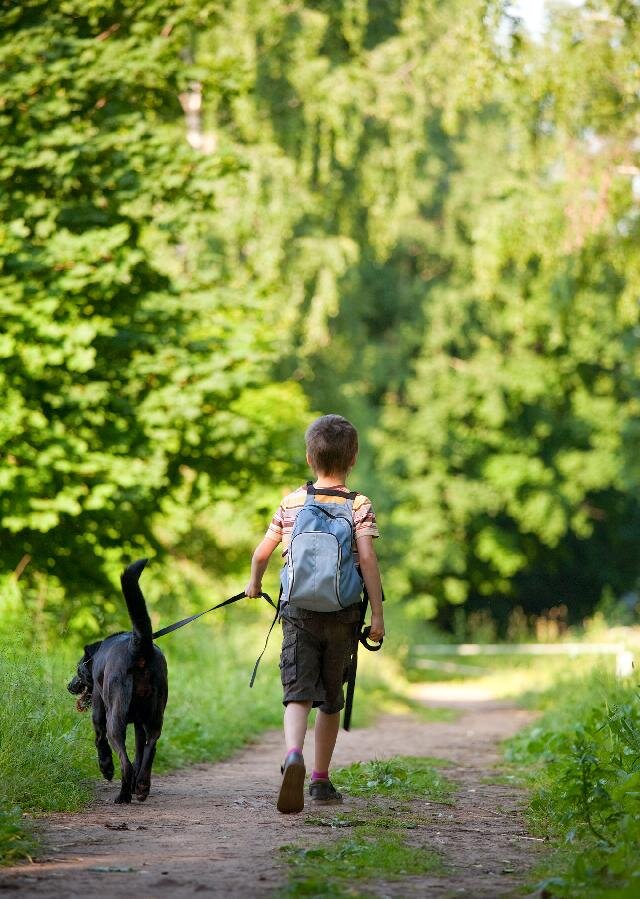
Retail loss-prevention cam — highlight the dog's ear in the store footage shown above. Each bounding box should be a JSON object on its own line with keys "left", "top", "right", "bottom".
{"left": 83, "top": 640, "right": 102, "bottom": 659}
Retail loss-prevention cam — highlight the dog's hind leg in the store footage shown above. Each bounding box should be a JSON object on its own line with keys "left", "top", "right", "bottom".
{"left": 132, "top": 722, "right": 146, "bottom": 790}
{"left": 92, "top": 693, "right": 114, "bottom": 781}
{"left": 107, "top": 712, "right": 134, "bottom": 804}
{"left": 134, "top": 729, "right": 160, "bottom": 802}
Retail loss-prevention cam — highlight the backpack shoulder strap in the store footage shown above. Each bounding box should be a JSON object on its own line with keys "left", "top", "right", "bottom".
{"left": 305, "top": 481, "right": 358, "bottom": 501}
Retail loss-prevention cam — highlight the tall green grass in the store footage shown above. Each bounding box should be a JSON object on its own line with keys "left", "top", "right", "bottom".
{"left": 506, "top": 670, "right": 640, "bottom": 897}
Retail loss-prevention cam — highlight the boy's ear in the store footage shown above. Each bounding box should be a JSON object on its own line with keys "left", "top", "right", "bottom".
{"left": 306, "top": 451, "right": 313, "bottom": 469}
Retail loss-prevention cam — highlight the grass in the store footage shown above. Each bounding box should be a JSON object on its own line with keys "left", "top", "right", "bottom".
{"left": 392, "top": 599, "right": 637, "bottom": 708}
{"left": 280, "top": 831, "right": 441, "bottom": 886}
{"left": 278, "top": 756, "right": 454, "bottom": 897}
{"left": 332, "top": 756, "right": 455, "bottom": 804}
{"left": 0, "top": 637, "right": 98, "bottom": 815}
{"left": 0, "top": 805, "right": 36, "bottom": 866}
{"left": 504, "top": 668, "right": 640, "bottom": 897}
{"left": 304, "top": 810, "right": 432, "bottom": 829}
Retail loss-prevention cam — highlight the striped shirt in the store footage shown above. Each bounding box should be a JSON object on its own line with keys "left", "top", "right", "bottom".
{"left": 266, "top": 484, "right": 379, "bottom": 561}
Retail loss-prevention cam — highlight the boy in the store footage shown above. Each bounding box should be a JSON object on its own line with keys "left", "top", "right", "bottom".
{"left": 245, "top": 414, "right": 385, "bottom": 814}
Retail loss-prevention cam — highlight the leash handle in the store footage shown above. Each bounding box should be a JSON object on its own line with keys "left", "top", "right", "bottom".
{"left": 359, "top": 625, "right": 383, "bottom": 651}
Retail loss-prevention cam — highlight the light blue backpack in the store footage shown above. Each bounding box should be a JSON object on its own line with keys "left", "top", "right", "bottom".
{"left": 280, "top": 482, "right": 363, "bottom": 612}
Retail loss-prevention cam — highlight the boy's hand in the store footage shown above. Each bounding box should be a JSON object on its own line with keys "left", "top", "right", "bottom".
{"left": 369, "top": 612, "right": 385, "bottom": 643}
{"left": 247, "top": 536, "right": 279, "bottom": 599}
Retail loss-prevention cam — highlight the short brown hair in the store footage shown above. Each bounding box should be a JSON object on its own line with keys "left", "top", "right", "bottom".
{"left": 305, "top": 415, "right": 358, "bottom": 476}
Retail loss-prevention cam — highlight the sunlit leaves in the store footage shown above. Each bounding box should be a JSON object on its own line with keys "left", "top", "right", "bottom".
{"left": 379, "top": 1, "right": 640, "bottom": 623}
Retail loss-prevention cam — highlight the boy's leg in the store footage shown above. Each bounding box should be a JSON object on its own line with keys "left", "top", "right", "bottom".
{"left": 309, "top": 709, "right": 343, "bottom": 804}
{"left": 279, "top": 701, "right": 311, "bottom": 814}
{"left": 313, "top": 709, "right": 340, "bottom": 773}
{"left": 284, "top": 700, "right": 312, "bottom": 752}
{"left": 307, "top": 611, "right": 360, "bottom": 804}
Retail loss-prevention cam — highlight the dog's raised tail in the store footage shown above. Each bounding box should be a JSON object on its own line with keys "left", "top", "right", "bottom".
{"left": 120, "top": 558, "right": 153, "bottom": 652}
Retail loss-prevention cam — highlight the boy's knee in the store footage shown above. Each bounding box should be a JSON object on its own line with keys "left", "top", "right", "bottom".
{"left": 317, "top": 693, "right": 345, "bottom": 715}
{"left": 316, "top": 709, "right": 341, "bottom": 721}
{"left": 285, "top": 700, "right": 313, "bottom": 711}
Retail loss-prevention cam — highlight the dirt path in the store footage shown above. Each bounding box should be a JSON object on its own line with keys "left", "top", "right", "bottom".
{"left": 0, "top": 688, "right": 543, "bottom": 897}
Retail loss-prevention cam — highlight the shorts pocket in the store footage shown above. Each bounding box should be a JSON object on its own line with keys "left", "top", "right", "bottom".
{"left": 279, "top": 632, "right": 297, "bottom": 686}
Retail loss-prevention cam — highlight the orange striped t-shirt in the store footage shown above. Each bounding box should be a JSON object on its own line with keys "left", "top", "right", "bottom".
{"left": 266, "top": 484, "right": 379, "bottom": 561}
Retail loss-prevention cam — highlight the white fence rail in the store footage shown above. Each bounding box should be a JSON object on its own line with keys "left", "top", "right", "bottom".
{"left": 412, "top": 643, "right": 635, "bottom": 677}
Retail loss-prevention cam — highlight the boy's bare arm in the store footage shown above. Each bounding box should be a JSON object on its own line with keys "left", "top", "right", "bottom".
{"left": 246, "top": 536, "right": 280, "bottom": 596}
{"left": 356, "top": 535, "right": 385, "bottom": 642}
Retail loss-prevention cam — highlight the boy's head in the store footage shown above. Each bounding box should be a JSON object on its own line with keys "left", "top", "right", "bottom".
{"left": 305, "top": 414, "right": 358, "bottom": 477}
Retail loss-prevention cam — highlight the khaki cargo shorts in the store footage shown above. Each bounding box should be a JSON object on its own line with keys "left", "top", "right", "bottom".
{"left": 279, "top": 604, "right": 361, "bottom": 715}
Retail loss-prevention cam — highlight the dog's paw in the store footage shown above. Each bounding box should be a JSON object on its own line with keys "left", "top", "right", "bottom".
{"left": 135, "top": 781, "right": 150, "bottom": 802}
{"left": 114, "top": 793, "right": 132, "bottom": 804}
{"left": 101, "top": 764, "right": 114, "bottom": 782}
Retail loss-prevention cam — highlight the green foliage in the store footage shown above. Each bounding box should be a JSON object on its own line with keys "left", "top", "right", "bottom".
{"left": 332, "top": 756, "right": 454, "bottom": 803}
{"left": 0, "top": 1, "right": 310, "bottom": 632}
{"left": 0, "top": 805, "right": 36, "bottom": 867}
{"left": 280, "top": 830, "right": 440, "bottom": 886}
{"left": 0, "top": 637, "right": 96, "bottom": 816}
{"left": 379, "top": 2, "right": 640, "bottom": 623}
{"left": 2, "top": 0, "right": 639, "bottom": 634}
{"left": 195, "top": 0, "right": 500, "bottom": 489}
{"left": 506, "top": 671, "right": 640, "bottom": 896}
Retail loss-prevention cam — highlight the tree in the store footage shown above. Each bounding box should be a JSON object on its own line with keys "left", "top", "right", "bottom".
{"left": 0, "top": 1, "right": 309, "bottom": 632}
{"left": 380, "top": 2, "right": 640, "bottom": 626}
{"left": 193, "top": 0, "right": 500, "bottom": 477}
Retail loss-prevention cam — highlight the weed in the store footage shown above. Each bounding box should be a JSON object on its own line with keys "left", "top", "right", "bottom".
{"left": 0, "top": 805, "right": 36, "bottom": 865}
{"left": 332, "top": 756, "right": 455, "bottom": 804}
{"left": 506, "top": 670, "right": 640, "bottom": 897}
{"left": 277, "top": 877, "right": 376, "bottom": 898}
{"left": 305, "top": 810, "right": 430, "bottom": 830}
{"left": 281, "top": 830, "right": 441, "bottom": 880}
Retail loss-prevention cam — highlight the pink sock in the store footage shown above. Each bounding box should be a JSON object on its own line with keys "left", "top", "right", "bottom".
{"left": 311, "top": 769, "right": 329, "bottom": 781}
{"left": 288, "top": 747, "right": 303, "bottom": 755}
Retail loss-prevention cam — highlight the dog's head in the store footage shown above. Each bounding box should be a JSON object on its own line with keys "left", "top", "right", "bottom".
{"left": 67, "top": 641, "right": 101, "bottom": 711}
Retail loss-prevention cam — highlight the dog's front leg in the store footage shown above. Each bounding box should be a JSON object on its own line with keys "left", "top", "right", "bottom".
{"left": 107, "top": 713, "right": 134, "bottom": 804}
{"left": 92, "top": 693, "right": 114, "bottom": 781}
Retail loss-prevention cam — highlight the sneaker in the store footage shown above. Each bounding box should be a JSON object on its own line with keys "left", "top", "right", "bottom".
{"left": 277, "top": 750, "right": 306, "bottom": 814}
{"left": 308, "top": 778, "right": 343, "bottom": 805}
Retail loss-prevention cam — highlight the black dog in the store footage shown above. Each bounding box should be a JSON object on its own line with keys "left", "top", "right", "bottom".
{"left": 68, "top": 559, "right": 168, "bottom": 804}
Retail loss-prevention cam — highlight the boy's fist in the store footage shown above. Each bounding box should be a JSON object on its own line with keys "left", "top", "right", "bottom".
{"left": 369, "top": 613, "right": 385, "bottom": 643}
{"left": 245, "top": 581, "right": 262, "bottom": 597}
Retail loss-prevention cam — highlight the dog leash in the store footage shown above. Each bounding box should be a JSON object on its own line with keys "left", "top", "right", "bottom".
{"left": 151, "top": 589, "right": 382, "bottom": 696}
{"left": 152, "top": 590, "right": 276, "bottom": 639}
{"left": 151, "top": 589, "right": 279, "bottom": 687}
{"left": 343, "top": 587, "right": 384, "bottom": 731}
